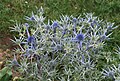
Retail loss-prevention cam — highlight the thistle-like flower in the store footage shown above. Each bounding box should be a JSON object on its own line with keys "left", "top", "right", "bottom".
{"left": 71, "top": 32, "right": 85, "bottom": 49}
{"left": 23, "top": 48, "right": 34, "bottom": 58}
{"left": 27, "top": 36, "right": 35, "bottom": 43}
{"left": 80, "top": 54, "right": 94, "bottom": 69}
{"left": 76, "top": 33, "right": 84, "bottom": 49}
{"left": 72, "top": 18, "right": 77, "bottom": 23}
{"left": 76, "top": 33, "right": 84, "bottom": 41}
{"left": 25, "top": 12, "right": 36, "bottom": 21}
{"left": 102, "top": 68, "right": 115, "bottom": 80}
{"left": 52, "top": 21, "right": 59, "bottom": 28}
{"left": 25, "top": 24, "right": 36, "bottom": 49}
{"left": 27, "top": 36, "right": 36, "bottom": 50}
{"left": 30, "top": 16, "right": 35, "bottom": 21}
{"left": 72, "top": 17, "right": 78, "bottom": 34}
{"left": 52, "top": 21, "right": 59, "bottom": 37}
{"left": 11, "top": 54, "right": 20, "bottom": 67}
{"left": 24, "top": 23, "right": 29, "bottom": 28}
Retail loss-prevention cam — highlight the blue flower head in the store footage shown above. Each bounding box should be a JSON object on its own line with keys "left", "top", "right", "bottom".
{"left": 107, "top": 26, "right": 112, "bottom": 30}
{"left": 24, "top": 23, "right": 29, "bottom": 28}
{"left": 11, "top": 54, "right": 20, "bottom": 67}
{"left": 102, "top": 68, "right": 115, "bottom": 80}
{"left": 30, "top": 16, "right": 35, "bottom": 21}
{"left": 52, "top": 21, "right": 59, "bottom": 28}
{"left": 27, "top": 36, "right": 35, "bottom": 43}
{"left": 91, "top": 22, "right": 94, "bottom": 27}
{"left": 76, "top": 33, "right": 84, "bottom": 41}
{"left": 73, "top": 18, "right": 77, "bottom": 23}
{"left": 100, "top": 34, "right": 107, "bottom": 42}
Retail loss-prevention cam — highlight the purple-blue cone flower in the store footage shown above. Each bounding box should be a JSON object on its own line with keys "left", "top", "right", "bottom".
{"left": 107, "top": 25, "right": 113, "bottom": 30}
{"left": 91, "top": 23, "right": 94, "bottom": 28}
{"left": 27, "top": 36, "right": 36, "bottom": 49}
{"left": 100, "top": 34, "right": 107, "bottom": 42}
{"left": 12, "top": 55, "right": 20, "bottom": 67}
{"left": 27, "top": 36, "right": 35, "bottom": 43}
{"left": 61, "top": 29, "right": 67, "bottom": 38}
{"left": 52, "top": 21, "right": 59, "bottom": 37}
{"left": 23, "top": 48, "right": 33, "bottom": 57}
{"left": 52, "top": 21, "right": 59, "bottom": 28}
{"left": 24, "top": 23, "right": 29, "bottom": 28}
{"left": 76, "top": 33, "right": 84, "bottom": 41}
{"left": 72, "top": 18, "right": 77, "bottom": 34}
{"left": 30, "top": 16, "right": 35, "bottom": 21}
{"left": 76, "top": 33, "right": 84, "bottom": 49}
{"left": 73, "top": 18, "right": 77, "bottom": 23}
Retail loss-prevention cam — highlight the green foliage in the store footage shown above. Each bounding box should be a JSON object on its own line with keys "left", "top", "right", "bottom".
{"left": 0, "top": 67, "right": 12, "bottom": 81}
{"left": 0, "top": 0, "right": 43, "bottom": 35}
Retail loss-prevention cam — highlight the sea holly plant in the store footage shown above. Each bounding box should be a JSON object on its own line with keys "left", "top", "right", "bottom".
{"left": 9, "top": 7, "right": 118, "bottom": 81}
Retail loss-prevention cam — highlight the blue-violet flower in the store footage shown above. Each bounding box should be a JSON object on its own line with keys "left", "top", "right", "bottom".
{"left": 76, "top": 33, "right": 84, "bottom": 41}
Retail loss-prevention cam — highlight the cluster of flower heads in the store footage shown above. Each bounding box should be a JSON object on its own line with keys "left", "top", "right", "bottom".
{"left": 9, "top": 7, "right": 118, "bottom": 80}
